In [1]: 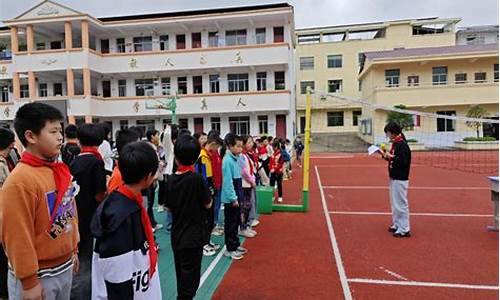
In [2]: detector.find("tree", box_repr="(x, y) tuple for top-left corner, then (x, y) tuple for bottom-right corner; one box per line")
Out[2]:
(466, 105), (489, 138)
(386, 104), (414, 131)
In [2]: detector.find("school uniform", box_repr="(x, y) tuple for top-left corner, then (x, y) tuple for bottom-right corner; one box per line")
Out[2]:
(388, 137), (412, 234)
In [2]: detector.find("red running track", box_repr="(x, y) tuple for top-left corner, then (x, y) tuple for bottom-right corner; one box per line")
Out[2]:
(213, 154), (499, 299)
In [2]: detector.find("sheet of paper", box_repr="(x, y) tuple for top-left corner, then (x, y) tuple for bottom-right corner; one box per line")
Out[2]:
(368, 145), (381, 156)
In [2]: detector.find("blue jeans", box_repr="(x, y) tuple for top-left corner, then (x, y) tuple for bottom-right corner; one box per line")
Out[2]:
(214, 189), (222, 226)
(166, 211), (172, 231)
(248, 187), (258, 226)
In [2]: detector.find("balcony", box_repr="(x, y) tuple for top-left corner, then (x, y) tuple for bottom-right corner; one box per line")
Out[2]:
(371, 80), (499, 107)
(12, 43), (290, 73)
(68, 90), (291, 117)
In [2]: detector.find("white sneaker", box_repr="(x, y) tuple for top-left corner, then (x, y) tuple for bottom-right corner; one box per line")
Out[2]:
(248, 229), (257, 236)
(239, 229), (256, 238)
(224, 250), (244, 260)
(157, 206), (165, 212)
(154, 224), (164, 230)
(212, 226), (224, 236)
(203, 245), (216, 256)
(209, 242), (221, 251)
(251, 219), (260, 227)
(236, 246), (248, 255)
(278, 197), (283, 203)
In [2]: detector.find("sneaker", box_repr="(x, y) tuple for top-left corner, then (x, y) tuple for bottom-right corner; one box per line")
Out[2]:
(251, 219), (260, 227)
(154, 224), (164, 231)
(209, 242), (221, 251)
(388, 226), (397, 233)
(203, 245), (216, 256)
(393, 231), (411, 238)
(212, 226), (224, 236)
(223, 250), (244, 260)
(278, 197), (283, 203)
(248, 228), (257, 236)
(239, 229), (256, 238)
(236, 246), (248, 255)
(157, 206), (165, 212)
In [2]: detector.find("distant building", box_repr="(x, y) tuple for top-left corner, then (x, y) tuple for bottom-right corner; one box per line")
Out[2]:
(456, 25), (499, 45)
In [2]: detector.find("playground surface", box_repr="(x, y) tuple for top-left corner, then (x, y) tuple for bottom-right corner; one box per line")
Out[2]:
(157, 152), (499, 300)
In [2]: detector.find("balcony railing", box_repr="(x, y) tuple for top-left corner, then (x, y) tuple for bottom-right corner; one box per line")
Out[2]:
(377, 78), (499, 90)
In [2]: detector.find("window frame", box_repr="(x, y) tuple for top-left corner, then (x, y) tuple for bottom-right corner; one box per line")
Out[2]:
(436, 110), (456, 132)
(176, 34), (186, 50)
(135, 79), (154, 96)
(208, 32), (219, 47)
(193, 76), (203, 94)
(327, 79), (343, 93)
(327, 54), (343, 68)
(177, 77), (187, 94)
(300, 56), (314, 70)
(133, 36), (152, 52)
(38, 83), (48, 97)
(256, 72), (267, 91)
(258, 115), (268, 134)
(407, 75), (420, 86)
(228, 73), (249, 92)
(191, 32), (202, 49)
(274, 71), (285, 90)
(432, 66), (448, 85)
(161, 78), (171, 95)
(455, 73), (467, 84)
(118, 79), (127, 97)
(474, 72), (487, 83)
(211, 117), (221, 132)
(300, 81), (315, 94)
(327, 111), (344, 127)
(385, 69), (400, 87)
(229, 116), (250, 135)
(225, 29), (247, 46)
(159, 35), (169, 51)
(273, 26), (284, 43)
(256, 28), (266, 44)
(209, 74), (220, 93)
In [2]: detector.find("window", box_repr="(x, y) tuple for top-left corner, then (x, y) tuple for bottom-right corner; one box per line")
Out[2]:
(273, 26), (284, 43)
(328, 80), (342, 93)
(432, 66), (448, 85)
(118, 79), (127, 97)
(327, 111), (344, 127)
(274, 71), (285, 90)
(119, 120), (128, 130)
(495, 64), (499, 82)
(209, 74), (220, 93)
(161, 78), (171, 95)
(407, 75), (419, 86)
(300, 57), (314, 70)
(298, 34), (320, 44)
(116, 38), (125, 53)
(300, 81), (315, 94)
(20, 85), (29, 98)
(1, 86), (9, 102)
(159, 35), (169, 51)
(327, 55), (342, 68)
(193, 76), (203, 94)
(475, 72), (487, 83)
(256, 72), (267, 91)
(136, 120), (155, 133)
(437, 111), (456, 132)
(100, 39), (109, 53)
(192, 32), (202, 48)
(385, 69), (400, 87)
(38, 83), (47, 97)
(163, 119), (172, 128)
(352, 111), (362, 126)
(176, 34), (186, 50)
(229, 116), (250, 135)
(208, 32), (219, 47)
(102, 81), (111, 98)
(179, 118), (188, 129)
(466, 35), (485, 45)
(53, 83), (63, 96)
(133, 36), (152, 52)
(228, 74), (249, 92)
(225, 30), (247, 46)
(211, 117), (221, 132)
(135, 79), (154, 96)
(50, 41), (62, 50)
(258, 115), (268, 134)
(256, 28), (266, 44)
(455, 73), (467, 84)
(177, 77), (187, 94)
(413, 115), (421, 127)
(36, 42), (45, 50)
(322, 32), (345, 43)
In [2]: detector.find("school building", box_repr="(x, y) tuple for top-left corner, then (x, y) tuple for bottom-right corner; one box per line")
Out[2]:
(358, 43), (499, 146)
(294, 18), (499, 136)
(0, 1), (296, 138)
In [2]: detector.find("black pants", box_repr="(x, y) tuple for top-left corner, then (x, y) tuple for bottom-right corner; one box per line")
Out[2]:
(224, 203), (240, 252)
(146, 185), (157, 227)
(270, 173), (283, 198)
(262, 158), (270, 177)
(157, 177), (167, 207)
(173, 247), (203, 300)
(70, 235), (93, 300)
(0, 245), (7, 298)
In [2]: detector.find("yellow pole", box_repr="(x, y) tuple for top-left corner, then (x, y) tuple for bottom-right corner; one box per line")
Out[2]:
(301, 87), (312, 211)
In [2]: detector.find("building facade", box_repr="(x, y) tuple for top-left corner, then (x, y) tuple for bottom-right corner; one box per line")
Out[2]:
(456, 25), (499, 46)
(295, 17), (466, 134)
(358, 43), (499, 145)
(0, 1), (296, 138)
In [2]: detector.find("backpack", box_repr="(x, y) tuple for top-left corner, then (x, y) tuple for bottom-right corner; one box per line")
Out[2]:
(62, 143), (80, 166)
(281, 149), (291, 162)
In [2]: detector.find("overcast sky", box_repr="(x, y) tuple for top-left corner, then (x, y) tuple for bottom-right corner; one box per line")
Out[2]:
(0, 0), (498, 28)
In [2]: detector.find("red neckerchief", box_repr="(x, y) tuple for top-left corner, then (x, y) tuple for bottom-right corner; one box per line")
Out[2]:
(80, 146), (103, 161)
(116, 184), (157, 278)
(176, 164), (195, 174)
(389, 135), (405, 163)
(243, 150), (255, 174)
(20, 152), (72, 229)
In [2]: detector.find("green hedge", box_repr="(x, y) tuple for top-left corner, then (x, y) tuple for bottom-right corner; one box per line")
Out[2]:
(462, 137), (497, 142)
(406, 139), (419, 143)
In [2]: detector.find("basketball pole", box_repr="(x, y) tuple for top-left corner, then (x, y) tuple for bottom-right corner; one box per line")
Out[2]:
(271, 87), (311, 213)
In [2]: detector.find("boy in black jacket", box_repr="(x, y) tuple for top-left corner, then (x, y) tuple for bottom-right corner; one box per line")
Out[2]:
(382, 122), (412, 238)
(165, 134), (211, 300)
(91, 142), (161, 299)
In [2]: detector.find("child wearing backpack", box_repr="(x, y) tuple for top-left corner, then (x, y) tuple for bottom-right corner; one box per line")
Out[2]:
(269, 140), (285, 202)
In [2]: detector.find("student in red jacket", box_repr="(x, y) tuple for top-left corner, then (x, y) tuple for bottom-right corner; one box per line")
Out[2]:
(269, 140), (284, 202)
(208, 130), (224, 235)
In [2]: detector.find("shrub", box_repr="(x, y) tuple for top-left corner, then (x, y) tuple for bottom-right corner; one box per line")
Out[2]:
(462, 136), (497, 142)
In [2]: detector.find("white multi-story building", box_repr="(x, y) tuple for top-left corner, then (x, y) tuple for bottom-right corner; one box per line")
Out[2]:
(0, 0), (295, 138)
